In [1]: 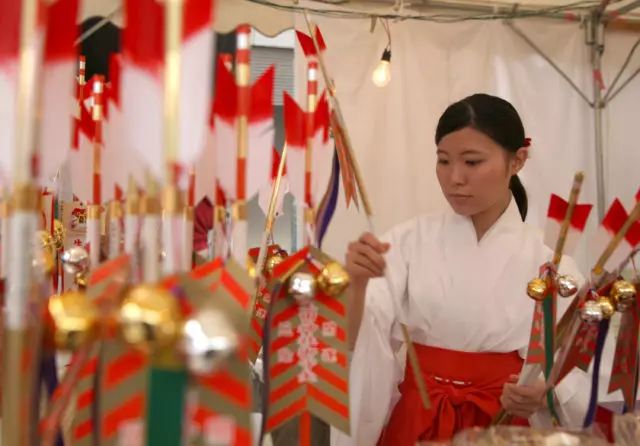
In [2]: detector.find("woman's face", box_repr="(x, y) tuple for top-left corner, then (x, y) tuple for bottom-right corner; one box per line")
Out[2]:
(436, 127), (526, 217)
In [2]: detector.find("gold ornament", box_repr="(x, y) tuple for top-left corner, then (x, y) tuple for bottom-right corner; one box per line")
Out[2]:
(60, 246), (90, 276)
(610, 280), (637, 311)
(580, 300), (604, 324)
(556, 275), (579, 298)
(119, 284), (182, 352)
(265, 251), (287, 275)
(34, 230), (56, 275)
(288, 272), (317, 304)
(76, 271), (89, 289)
(317, 261), (350, 297)
(48, 291), (99, 350)
(246, 259), (257, 279)
(526, 277), (548, 301)
(182, 307), (240, 375)
(598, 296), (616, 319)
(53, 220), (66, 251)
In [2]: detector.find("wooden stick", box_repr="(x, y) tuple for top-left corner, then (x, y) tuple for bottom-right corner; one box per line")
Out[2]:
(552, 173), (584, 266)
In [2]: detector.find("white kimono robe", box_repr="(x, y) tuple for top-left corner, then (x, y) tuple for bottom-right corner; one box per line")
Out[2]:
(331, 198), (590, 446)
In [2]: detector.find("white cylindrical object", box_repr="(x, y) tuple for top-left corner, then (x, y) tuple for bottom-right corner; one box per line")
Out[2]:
(1, 215), (9, 278)
(108, 216), (122, 259)
(213, 221), (226, 259)
(87, 217), (101, 269)
(124, 215), (138, 255)
(6, 211), (37, 329)
(230, 219), (248, 266)
(162, 215), (182, 275)
(182, 216), (193, 271)
(142, 214), (160, 283)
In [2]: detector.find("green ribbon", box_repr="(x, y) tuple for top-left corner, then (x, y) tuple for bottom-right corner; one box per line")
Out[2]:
(542, 289), (559, 422)
(146, 365), (188, 446)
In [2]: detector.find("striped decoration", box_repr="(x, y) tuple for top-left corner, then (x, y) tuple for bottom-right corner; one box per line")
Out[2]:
(179, 258), (255, 445)
(247, 245), (284, 362)
(71, 254), (131, 445)
(97, 336), (147, 445)
(608, 303), (639, 409)
(526, 301), (546, 365)
(266, 246), (350, 434)
(557, 281), (615, 382)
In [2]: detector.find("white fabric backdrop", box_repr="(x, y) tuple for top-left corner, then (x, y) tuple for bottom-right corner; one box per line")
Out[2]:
(293, 16), (640, 274)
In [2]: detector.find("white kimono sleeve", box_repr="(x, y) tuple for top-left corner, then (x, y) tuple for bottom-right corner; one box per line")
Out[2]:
(527, 254), (590, 428)
(331, 226), (411, 446)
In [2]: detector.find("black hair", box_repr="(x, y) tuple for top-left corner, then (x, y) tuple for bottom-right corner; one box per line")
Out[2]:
(435, 93), (528, 221)
(80, 17), (121, 82)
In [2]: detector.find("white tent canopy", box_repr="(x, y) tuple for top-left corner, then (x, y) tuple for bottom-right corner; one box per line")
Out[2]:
(83, 0), (640, 35)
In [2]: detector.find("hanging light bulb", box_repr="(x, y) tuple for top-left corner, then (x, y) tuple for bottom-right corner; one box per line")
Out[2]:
(372, 47), (391, 87)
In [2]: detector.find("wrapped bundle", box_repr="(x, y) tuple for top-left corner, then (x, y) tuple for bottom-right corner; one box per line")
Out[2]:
(451, 427), (608, 445)
(613, 412), (640, 446)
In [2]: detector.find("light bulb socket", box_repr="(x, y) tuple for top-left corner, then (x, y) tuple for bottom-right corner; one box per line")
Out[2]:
(381, 47), (391, 63)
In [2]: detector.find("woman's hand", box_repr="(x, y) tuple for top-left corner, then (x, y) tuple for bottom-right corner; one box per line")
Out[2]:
(500, 374), (549, 419)
(345, 232), (390, 286)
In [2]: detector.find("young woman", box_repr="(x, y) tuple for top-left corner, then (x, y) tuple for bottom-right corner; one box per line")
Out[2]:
(332, 94), (589, 445)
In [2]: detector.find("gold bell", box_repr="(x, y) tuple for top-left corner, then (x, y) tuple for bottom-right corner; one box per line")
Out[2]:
(610, 280), (637, 311)
(265, 251), (287, 276)
(53, 219), (66, 251)
(119, 284), (182, 353)
(34, 230), (56, 275)
(598, 296), (616, 319)
(246, 259), (257, 279)
(526, 277), (548, 301)
(48, 291), (99, 351)
(317, 261), (350, 297)
(76, 271), (89, 289)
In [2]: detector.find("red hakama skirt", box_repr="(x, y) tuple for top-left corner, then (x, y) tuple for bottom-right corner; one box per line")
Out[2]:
(378, 344), (528, 445)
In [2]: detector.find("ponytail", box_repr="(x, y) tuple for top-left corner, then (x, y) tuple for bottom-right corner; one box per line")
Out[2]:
(509, 174), (528, 221)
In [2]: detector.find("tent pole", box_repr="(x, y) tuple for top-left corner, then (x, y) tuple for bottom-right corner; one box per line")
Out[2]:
(505, 20), (592, 106)
(588, 13), (607, 220)
(602, 37), (640, 104)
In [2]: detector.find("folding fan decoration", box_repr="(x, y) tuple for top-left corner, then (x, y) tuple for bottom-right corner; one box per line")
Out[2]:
(265, 246), (351, 442)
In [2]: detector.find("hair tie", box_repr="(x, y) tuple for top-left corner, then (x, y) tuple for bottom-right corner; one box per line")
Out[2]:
(524, 137), (531, 148)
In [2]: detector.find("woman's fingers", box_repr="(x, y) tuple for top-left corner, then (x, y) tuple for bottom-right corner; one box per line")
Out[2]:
(345, 233), (392, 282)
(360, 232), (390, 254)
(501, 383), (543, 419)
(346, 253), (380, 278)
(352, 243), (386, 273)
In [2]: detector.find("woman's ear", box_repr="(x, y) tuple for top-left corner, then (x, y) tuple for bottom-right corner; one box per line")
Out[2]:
(511, 148), (527, 175)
